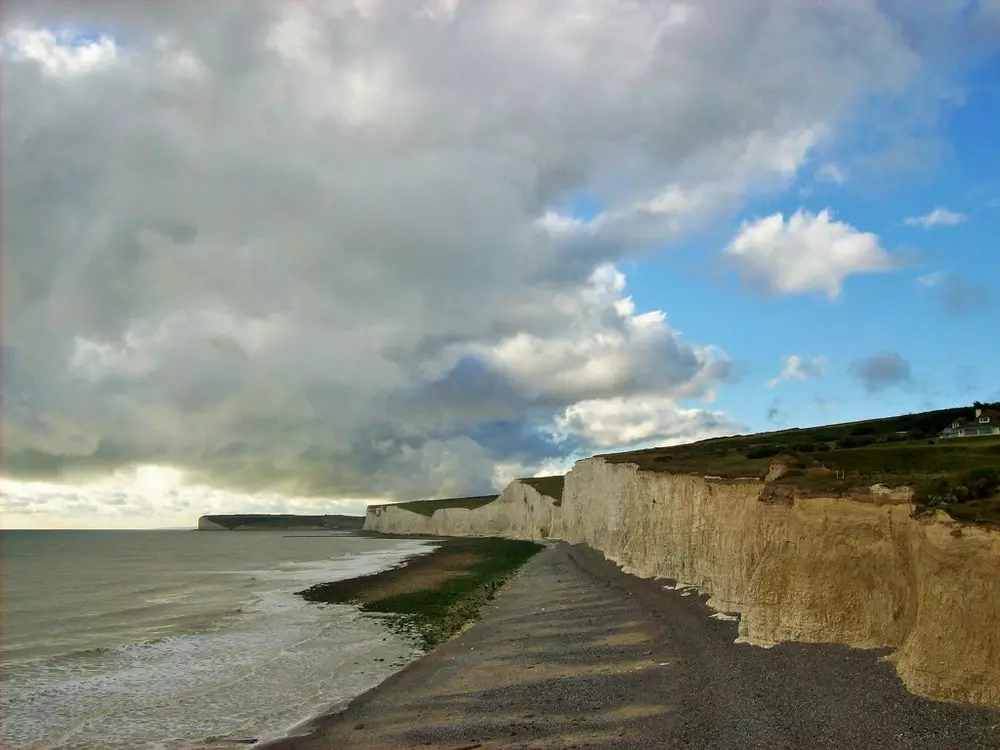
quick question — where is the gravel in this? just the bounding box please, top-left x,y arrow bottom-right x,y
265,543 -> 1000,750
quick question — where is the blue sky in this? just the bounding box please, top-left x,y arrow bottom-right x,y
613,54 -> 1000,435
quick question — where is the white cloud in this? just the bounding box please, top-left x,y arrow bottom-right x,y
765,354 -> 828,388
904,207 -> 967,227
0,0 -> 975,522
0,466 -> 373,529
917,271 -> 946,287
460,265 -> 732,404
555,395 -> 740,450
537,127 -> 826,255
725,209 -> 894,298
4,25 -> 118,77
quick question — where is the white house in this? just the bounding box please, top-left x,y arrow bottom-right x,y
940,406 -> 1000,439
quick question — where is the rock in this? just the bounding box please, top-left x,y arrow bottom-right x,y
759,484 -> 796,505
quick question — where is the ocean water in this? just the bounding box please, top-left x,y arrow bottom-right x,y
0,530 -> 435,750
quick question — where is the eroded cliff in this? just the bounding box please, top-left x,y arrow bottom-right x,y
363,458 -> 1000,708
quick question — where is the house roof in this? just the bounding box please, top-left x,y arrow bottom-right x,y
978,409 -> 1000,420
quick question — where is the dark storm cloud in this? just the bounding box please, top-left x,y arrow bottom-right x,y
849,353 -> 912,392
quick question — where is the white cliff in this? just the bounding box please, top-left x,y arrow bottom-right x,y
364,459 -> 1000,708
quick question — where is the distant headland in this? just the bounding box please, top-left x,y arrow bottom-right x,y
197,514 -> 365,531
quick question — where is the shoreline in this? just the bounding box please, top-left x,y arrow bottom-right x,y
253,534 -> 543,749
298,535 -> 542,648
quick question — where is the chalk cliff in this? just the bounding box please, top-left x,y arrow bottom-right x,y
364,458 -> 1000,709
366,479 -> 560,538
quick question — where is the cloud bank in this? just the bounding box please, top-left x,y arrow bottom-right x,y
1,0 -> 984,523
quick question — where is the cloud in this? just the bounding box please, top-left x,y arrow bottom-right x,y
3,24 -> 118,76
724,209 -> 894,298
815,163 -> 847,185
554,396 -> 742,451
904,207 -> 967,227
765,398 -> 787,425
916,272 -> 990,315
536,127 -> 826,267
848,353 -> 912,392
0,467 -> 372,529
916,271 -> 946,288
765,354 -> 827,388
0,0 -> 978,519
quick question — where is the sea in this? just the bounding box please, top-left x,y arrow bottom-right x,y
0,529 -> 436,750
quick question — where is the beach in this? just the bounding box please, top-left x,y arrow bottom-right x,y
266,542 -> 1000,750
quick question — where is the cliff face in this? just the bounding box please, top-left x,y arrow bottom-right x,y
365,458 -> 1000,709
559,458 -> 1000,707
365,480 -> 559,539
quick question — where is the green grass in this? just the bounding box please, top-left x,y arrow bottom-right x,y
362,538 -> 542,647
598,405 -> 1000,524
520,475 -> 565,502
942,497 -> 1000,524
390,494 -> 499,517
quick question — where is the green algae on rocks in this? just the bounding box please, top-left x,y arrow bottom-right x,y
297,536 -> 542,648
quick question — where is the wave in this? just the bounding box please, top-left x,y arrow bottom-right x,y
2,588 -> 422,749
2,605 -> 249,670
1,536 -> 438,749
3,541 -> 435,673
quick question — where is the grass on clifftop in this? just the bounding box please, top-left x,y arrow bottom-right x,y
600,405 -> 1000,524
298,537 -> 542,648
391,494 -> 498,517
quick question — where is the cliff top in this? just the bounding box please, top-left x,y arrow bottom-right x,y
519,475 -> 565,502
598,406 -> 1000,524
385,495 -> 499,518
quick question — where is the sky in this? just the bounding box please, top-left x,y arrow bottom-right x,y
2,0 -> 999,529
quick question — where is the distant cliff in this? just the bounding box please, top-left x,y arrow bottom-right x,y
366,481 -> 560,537
197,514 -> 365,531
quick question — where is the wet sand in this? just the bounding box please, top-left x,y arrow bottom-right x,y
268,543 -> 1000,750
